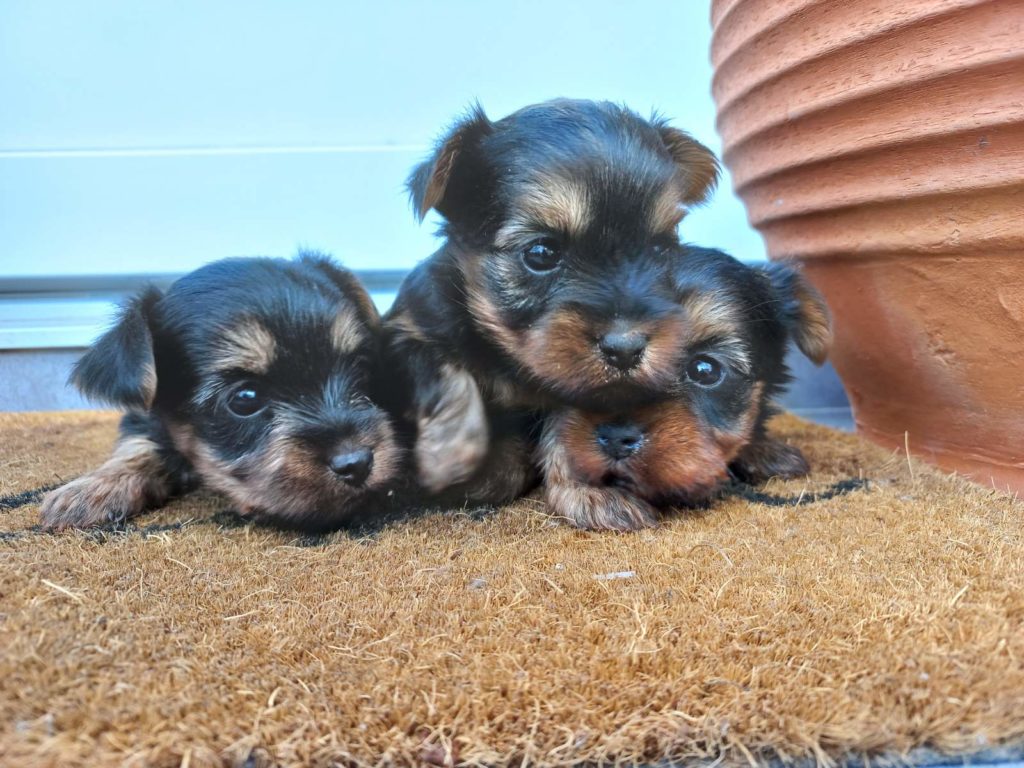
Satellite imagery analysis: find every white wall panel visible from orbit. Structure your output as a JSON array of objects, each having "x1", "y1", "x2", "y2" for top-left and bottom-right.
[{"x1": 0, "y1": 0, "x2": 765, "y2": 280}]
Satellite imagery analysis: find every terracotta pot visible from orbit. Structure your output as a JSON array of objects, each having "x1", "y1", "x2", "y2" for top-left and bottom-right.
[{"x1": 710, "y1": 0, "x2": 1024, "y2": 491}]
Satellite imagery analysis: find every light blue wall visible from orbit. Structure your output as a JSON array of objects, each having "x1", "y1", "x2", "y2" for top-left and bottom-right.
[{"x1": 0, "y1": 0, "x2": 765, "y2": 279}]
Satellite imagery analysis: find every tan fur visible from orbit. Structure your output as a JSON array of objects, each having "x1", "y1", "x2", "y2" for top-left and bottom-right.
[
  {"x1": 460, "y1": 257, "x2": 524, "y2": 357},
  {"x1": 522, "y1": 310, "x2": 600, "y2": 387},
  {"x1": 463, "y1": 257, "x2": 694, "y2": 395},
  {"x1": 555, "y1": 405, "x2": 728, "y2": 507},
  {"x1": 792, "y1": 279, "x2": 833, "y2": 365},
  {"x1": 417, "y1": 134, "x2": 463, "y2": 219},
  {"x1": 632, "y1": 313, "x2": 690, "y2": 386},
  {"x1": 492, "y1": 219, "x2": 536, "y2": 251},
  {"x1": 139, "y1": 360, "x2": 157, "y2": 409},
  {"x1": 171, "y1": 425, "x2": 255, "y2": 515},
  {"x1": 541, "y1": 389, "x2": 771, "y2": 530},
  {"x1": 631, "y1": 404, "x2": 731, "y2": 499},
  {"x1": 648, "y1": 185, "x2": 688, "y2": 234},
  {"x1": 707, "y1": 381, "x2": 764, "y2": 461},
  {"x1": 515, "y1": 174, "x2": 592, "y2": 238},
  {"x1": 345, "y1": 279, "x2": 381, "y2": 330},
  {"x1": 415, "y1": 365, "x2": 489, "y2": 492},
  {"x1": 520, "y1": 309, "x2": 687, "y2": 397},
  {"x1": 385, "y1": 309, "x2": 428, "y2": 343},
  {"x1": 330, "y1": 308, "x2": 366, "y2": 355},
  {"x1": 656, "y1": 125, "x2": 720, "y2": 206},
  {"x1": 209, "y1": 318, "x2": 277, "y2": 374},
  {"x1": 39, "y1": 435, "x2": 170, "y2": 530},
  {"x1": 540, "y1": 411, "x2": 658, "y2": 531},
  {"x1": 681, "y1": 292, "x2": 753, "y2": 374}
]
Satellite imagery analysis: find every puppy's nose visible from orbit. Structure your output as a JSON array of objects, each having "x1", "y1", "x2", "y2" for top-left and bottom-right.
[
  {"x1": 596, "y1": 423, "x2": 645, "y2": 461},
  {"x1": 599, "y1": 330, "x2": 647, "y2": 371},
  {"x1": 329, "y1": 448, "x2": 374, "y2": 486}
]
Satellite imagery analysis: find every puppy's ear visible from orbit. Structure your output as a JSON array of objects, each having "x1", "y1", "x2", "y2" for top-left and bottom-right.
[
  {"x1": 654, "y1": 121, "x2": 721, "y2": 206},
  {"x1": 407, "y1": 104, "x2": 494, "y2": 221},
  {"x1": 71, "y1": 287, "x2": 163, "y2": 409},
  {"x1": 762, "y1": 262, "x2": 833, "y2": 365},
  {"x1": 300, "y1": 252, "x2": 381, "y2": 329}
]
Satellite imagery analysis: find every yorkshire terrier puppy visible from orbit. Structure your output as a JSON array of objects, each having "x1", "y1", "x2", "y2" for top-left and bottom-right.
[
  {"x1": 541, "y1": 246, "x2": 832, "y2": 531},
  {"x1": 384, "y1": 98, "x2": 721, "y2": 503},
  {"x1": 40, "y1": 253, "x2": 403, "y2": 532}
]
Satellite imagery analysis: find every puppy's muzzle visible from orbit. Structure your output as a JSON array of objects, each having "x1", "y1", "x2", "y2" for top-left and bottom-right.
[
  {"x1": 596, "y1": 422, "x2": 645, "y2": 461},
  {"x1": 329, "y1": 447, "x2": 374, "y2": 487}
]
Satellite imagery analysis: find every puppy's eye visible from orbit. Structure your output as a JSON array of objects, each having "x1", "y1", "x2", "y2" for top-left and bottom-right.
[
  {"x1": 521, "y1": 239, "x2": 563, "y2": 274},
  {"x1": 686, "y1": 355, "x2": 725, "y2": 388},
  {"x1": 226, "y1": 383, "x2": 266, "y2": 417}
]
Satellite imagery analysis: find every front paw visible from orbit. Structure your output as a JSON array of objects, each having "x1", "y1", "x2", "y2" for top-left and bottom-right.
[
  {"x1": 416, "y1": 366, "x2": 489, "y2": 492},
  {"x1": 730, "y1": 438, "x2": 810, "y2": 484},
  {"x1": 545, "y1": 481, "x2": 658, "y2": 532},
  {"x1": 39, "y1": 475, "x2": 142, "y2": 530}
]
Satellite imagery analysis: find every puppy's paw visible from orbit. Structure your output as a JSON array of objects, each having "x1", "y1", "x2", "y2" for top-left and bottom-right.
[
  {"x1": 545, "y1": 481, "x2": 658, "y2": 532},
  {"x1": 730, "y1": 438, "x2": 810, "y2": 484},
  {"x1": 39, "y1": 435, "x2": 169, "y2": 530},
  {"x1": 40, "y1": 473, "x2": 145, "y2": 530},
  {"x1": 416, "y1": 366, "x2": 489, "y2": 492},
  {"x1": 450, "y1": 434, "x2": 539, "y2": 506}
]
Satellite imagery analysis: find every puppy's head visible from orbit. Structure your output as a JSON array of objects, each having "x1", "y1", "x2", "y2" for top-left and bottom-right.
[
  {"x1": 72, "y1": 253, "x2": 402, "y2": 530},
  {"x1": 548, "y1": 248, "x2": 832, "y2": 507},
  {"x1": 409, "y1": 99, "x2": 720, "y2": 408}
]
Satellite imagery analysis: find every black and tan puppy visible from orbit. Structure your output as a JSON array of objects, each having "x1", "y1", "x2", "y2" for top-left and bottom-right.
[
  {"x1": 384, "y1": 98, "x2": 721, "y2": 502},
  {"x1": 541, "y1": 246, "x2": 832, "y2": 530},
  {"x1": 40, "y1": 253, "x2": 403, "y2": 532}
]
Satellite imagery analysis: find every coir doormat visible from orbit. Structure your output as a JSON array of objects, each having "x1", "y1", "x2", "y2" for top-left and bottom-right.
[{"x1": 0, "y1": 411, "x2": 1022, "y2": 767}]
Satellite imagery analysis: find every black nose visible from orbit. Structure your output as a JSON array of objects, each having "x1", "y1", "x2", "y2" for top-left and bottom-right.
[
  {"x1": 596, "y1": 423, "x2": 645, "y2": 461},
  {"x1": 599, "y1": 330, "x2": 647, "y2": 371},
  {"x1": 329, "y1": 448, "x2": 374, "y2": 486}
]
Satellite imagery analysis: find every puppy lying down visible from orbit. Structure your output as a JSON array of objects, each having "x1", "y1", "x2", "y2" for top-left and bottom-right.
[
  {"x1": 541, "y1": 246, "x2": 833, "y2": 531},
  {"x1": 40, "y1": 253, "x2": 403, "y2": 532}
]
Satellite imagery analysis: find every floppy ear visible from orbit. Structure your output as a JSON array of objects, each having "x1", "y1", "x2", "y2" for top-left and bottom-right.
[
  {"x1": 299, "y1": 252, "x2": 381, "y2": 330},
  {"x1": 407, "y1": 104, "x2": 494, "y2": 221},
  {"x1": 654, "y1": 122, "x2": 721, "y2": 207},
  {"x1": 761, "y1": 262, "x2": 833, "y2": 365},
  {"x1": 71, "y1": 286, "x2": 163, "y2": 409}
]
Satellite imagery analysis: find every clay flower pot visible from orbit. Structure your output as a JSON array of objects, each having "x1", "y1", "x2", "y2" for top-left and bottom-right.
[{"x1": 710, "y1": 0, "x2": 1024, "y2": 491}]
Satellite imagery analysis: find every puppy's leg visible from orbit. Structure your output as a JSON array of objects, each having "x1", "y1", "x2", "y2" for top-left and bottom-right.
[
  {"x1": 729, "y1": 437, "x2": 810, "y2": 484},
  {"x1": 446, "y1": 414, "x2": 540, "y2": 506},
  {"x1": 412, "y1": 361, "x2": 490, "y2": 494},
  {"x1": 539, "y1": 413, "x2": 658, "y2": 531},
  {"x1": 40, "y1": 412, "x2": 194, "y2": 530}
]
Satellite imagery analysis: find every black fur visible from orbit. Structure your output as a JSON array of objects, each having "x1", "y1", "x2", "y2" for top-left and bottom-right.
[{"x1": 71, "y1": 286, "x2": 162, "y2": 409}]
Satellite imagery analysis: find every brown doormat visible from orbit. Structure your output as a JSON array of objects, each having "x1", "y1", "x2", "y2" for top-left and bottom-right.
[{"x1": 1, "y1": 411, "x2": 1022, "y2": 767}]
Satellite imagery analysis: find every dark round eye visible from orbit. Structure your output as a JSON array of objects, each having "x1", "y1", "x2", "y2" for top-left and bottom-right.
[
  {"x1": 686, "y1": 355, "x2": 725, "y2": 388},
  {"x1": 226, "y1": 384, "x2": 266, "y2": 417},
  {"x1": 521, "y1": 240, "x2": 562, "y2": 274}
]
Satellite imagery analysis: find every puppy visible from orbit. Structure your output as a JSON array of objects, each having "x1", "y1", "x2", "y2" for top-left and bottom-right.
[
  {"x1": 40, "y1": 253, "x2": 403, "y2": 532},
  {"x1": 383, "y1": 98, "x2": 721, "y2": 503},
  {"x1": 540, "y1": 246, "x2": 832, "y2": 531}
]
